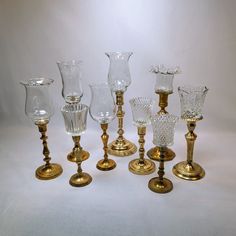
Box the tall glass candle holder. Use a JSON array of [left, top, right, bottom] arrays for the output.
[[106, 52, 137, 157], [57, 60, 83, 104], [129, 97, 155, 175], [20, 78, 63, 180], [173, 86, 208, 181], [89, 83, 117, 171], [61, 104, 92, 187], [147, 65, 180, 162], [148, 114, 178, 194]]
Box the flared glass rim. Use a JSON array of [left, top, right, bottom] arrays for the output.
[[129, 97, 153, 106], [105, 51, 133, 57], [61, 103, 88, 113], [20, 78, 54, 86], [178, 86, 209, 94], [151, 114, 179, 123], [57, 59, 83, 66]]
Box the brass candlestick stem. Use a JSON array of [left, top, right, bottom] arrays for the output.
[[108, 91, 137, 157], [148, 147, 173, 193], [67, 136, 89, 162], [172, 120, 205, 181], [97, 123, 116, 171], [69, 136, 92, 187], [35, 122, 63, 180], [147, 92, 175, 161], [129, 126, 155, 175]]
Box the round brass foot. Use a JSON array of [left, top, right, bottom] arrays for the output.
[[172, 161, 205, 181], [148, 177, 173, 194], [147, 147, 175, 162], [96, 159, 116, 171], [129, 159, 156, 175], [35, 163, 63, 180], [67, 150, 90, 162], [69, 172, 92, 187], [108, 138, 137, 157]]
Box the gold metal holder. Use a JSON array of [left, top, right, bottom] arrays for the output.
[[108, 91, 137, 157], [172, 120, 205, 181], [35, 122, 63, 180], [67, 136, 90, 162], [147, 92, 175, 162], [69, 137, 92, 187], [97, 123, 116, 171], [129, 126, 155, 175], [148, 147, 173, 194]]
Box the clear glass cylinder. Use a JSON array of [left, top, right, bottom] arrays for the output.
[[129, 97, 153, 127], [89, 83, 116, 124], [57, 60, 83, 104], [151, 114, 178, 147], [61, 104, 88, 136], [20, 78, 54, 124], [155, 73, 174, 94], [178, 86, 208, 121], [106, 52, 133, 92]]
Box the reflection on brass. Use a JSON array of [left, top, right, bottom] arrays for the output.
[[97, 123, 116, 171], [69, 135, 92, 187], [129, 126, 155, 175], [172, 120, 205, 181], [108, 91, 137, 157], [67, 136, 90, 162], [148, 147, 173, 194], [147, 91, 175, 161], [35, 122, 63, 180]]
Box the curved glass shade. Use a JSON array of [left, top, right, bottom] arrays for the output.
[[61, 104, 88, 136], [106, 52, 133, 92], [151, 114, 178, 147], [20, 78, 54, 124], [178, 86, 208, 121], [155, 73, 174, 94], [129, 97, 153, 127], [89, 83, 116, 124], [57, 60, 83, 104]]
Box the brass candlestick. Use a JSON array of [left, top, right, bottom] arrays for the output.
[[172, 120, 205, 180], [108, 91, 137, 156], [148, 147, 173, 193], [69, 136, 92, 187], [129, 126, 155, 175], [97, 123, 116, 171], [36, 122, 63, 180], [147, 91, 176, 161], [67, 136, 89, 162]]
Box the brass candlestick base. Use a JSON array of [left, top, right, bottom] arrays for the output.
[[128, 126, 155, 175], [147, 92, 175, 162], [36, 122, 63, 180], [108, 91, 137, 157], [148, 147, 173, 194], [97, 123, 116, 171], [67, 136, 90, 162], [70, 172, 92, 187], [172, 120, 205, 181]]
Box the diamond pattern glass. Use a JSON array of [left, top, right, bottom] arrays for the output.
[[129, 97, 153, 127], [151, 114, 178, 147], [178, 86, 208, 121]]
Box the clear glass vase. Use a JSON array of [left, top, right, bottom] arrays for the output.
[[57, 60, 83, 104], [106, 52, 133, 92]]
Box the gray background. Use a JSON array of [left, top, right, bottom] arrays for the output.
[[0, 1, 236, 236]]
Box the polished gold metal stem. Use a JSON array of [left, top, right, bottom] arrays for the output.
[[148, 147, 173, 193], [35, 122, 63, 180], [137, 126, 146, 164], [172, 120, 205, 181], [97, 123, 116, 171], [158, 92, 169, 115], [107, 91, 137, 157]]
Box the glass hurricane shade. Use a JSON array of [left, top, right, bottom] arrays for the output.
[[151, 114, 178, 147], [20, 78, 54, 124], [129, 97, 153, 127], [106, 52, 133, 92], [89, 83, 116, 124], [155, 73, 174, 94], [178, 86, 208, 121], [57, 60, 83, 104], [61, 104, 88, 136]]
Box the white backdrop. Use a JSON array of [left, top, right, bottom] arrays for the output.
[[1, 1, 236, 236]]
